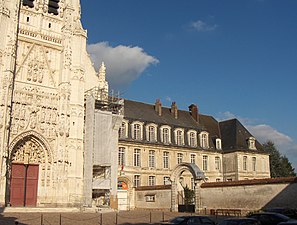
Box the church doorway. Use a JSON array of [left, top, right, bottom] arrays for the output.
[[7, 131, 53, 207], [10, 163, 39, 206]]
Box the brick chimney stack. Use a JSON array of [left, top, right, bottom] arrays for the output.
[[189, 104, 199, 122], [171, 102, 178, 119], [155, 99, 162, 116]]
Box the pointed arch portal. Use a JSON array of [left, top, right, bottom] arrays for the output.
[[170, 163, 205, 212], [8, 131, 53, 207]]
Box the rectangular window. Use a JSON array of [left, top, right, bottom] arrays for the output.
[[149, 150, 155, 168], [133, 149, 141, 167], [190, 154, 196, 164], [216, 139, 222, 150], [177, 153, 183, 164], [203, 155, 208, 171], [215, 157, 221, 171], [118, 147, 125, 166], [176, 130, 183, 145], [252, 157, 256, 171], [134, 175, 140, 187], [243, 156, 247, 171], [163, 176, 170, 185], [148, 126, 156, 142], [189, 132, 197, 147], [163, 128, 170, 144], [145, 195, 155, 202], [163, 152, 169, 169], [201, 133, 208, 148], [133, 124, 141, 140], [148, 176, 155, 186], [119, 122, 126, 138]]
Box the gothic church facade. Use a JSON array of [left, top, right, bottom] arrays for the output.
[[0, 0, 103, 207]]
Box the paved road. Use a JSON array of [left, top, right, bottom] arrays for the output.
[[0, 210, 229, 225]]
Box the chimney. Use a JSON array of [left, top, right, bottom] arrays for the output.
[[189, 104, 199, 122], [171, 102, 178, 119], [154, 99, 162, 116]]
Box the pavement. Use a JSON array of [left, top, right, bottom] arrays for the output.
[[0, 208, 228, 225]]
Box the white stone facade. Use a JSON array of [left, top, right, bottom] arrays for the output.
[[0, 0, 99, 207]]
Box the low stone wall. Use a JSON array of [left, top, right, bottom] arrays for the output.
[[134, 185, 171, 210], [133, 177, 297, 213], [200, 177, 297, 214]]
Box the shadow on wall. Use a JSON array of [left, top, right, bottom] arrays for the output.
[[263, 177, 297, 209]]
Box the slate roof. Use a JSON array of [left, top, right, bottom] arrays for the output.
[[219, 119, 264, 152], [123, 99, 204, 130], [123, 99, 265, 153]]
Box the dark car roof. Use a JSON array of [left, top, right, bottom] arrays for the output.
[[248, 212, 291, 220], [218, 218, 259, 225], [278, 221, 297, 225]]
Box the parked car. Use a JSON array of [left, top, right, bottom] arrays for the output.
[[278, 221, 297, 225], [160, 215, 216, 225], [262, 208, 297, 219], [247, 212, 292, 225], [217, 218, 261, 225]]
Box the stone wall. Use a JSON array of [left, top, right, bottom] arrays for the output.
[[135, 185, 171, 210], [200, 177, 297, 214], [133, 177, 297, 213]]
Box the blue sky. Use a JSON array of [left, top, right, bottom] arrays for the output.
[[81, 0, 297, 170]]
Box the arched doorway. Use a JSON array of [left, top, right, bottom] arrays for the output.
[[8, 131, 52, 207], [170, 163, 205, 212], [117, 176, 132, 210]]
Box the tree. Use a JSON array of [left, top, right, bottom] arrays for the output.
[[262, 141, 296, 177], [184, 185, 195, 205]]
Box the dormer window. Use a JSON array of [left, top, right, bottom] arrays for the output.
[[131, 122, 143, 140], [188, 130, 197, 147], [199, 131, 209, 149], [147, 124, 157, 142], [175, 129, 184, 146], [161, 126, 171, 144], [248, 137, 257, 150], [119, 121, 128, 139], [216, 138, 222, 150]]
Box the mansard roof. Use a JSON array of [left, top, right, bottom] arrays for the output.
[[123, 99, 204, 130], [123, 99, 265, 153], [219, 119, 264, 152]]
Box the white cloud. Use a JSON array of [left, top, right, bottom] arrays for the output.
[[246, 124, 293, 146], [190, 20, 218, 32], [247, 124, 297, 170], [217, 111, 297, 170], [87, 42, 159, 91]]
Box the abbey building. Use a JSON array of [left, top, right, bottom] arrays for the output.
[[0, 0, 270, 210]]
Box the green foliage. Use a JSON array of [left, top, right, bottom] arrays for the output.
[[263, 141, 296, 177], [184, 185, 195, 205]]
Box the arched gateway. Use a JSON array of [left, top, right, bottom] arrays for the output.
[[170, 163, 205, 212], [8, 131, 53, 206]]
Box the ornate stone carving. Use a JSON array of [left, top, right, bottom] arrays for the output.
[[17, 43, 57, 87], [11, 132, 53, 187], [11, 86, 58, 138]]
